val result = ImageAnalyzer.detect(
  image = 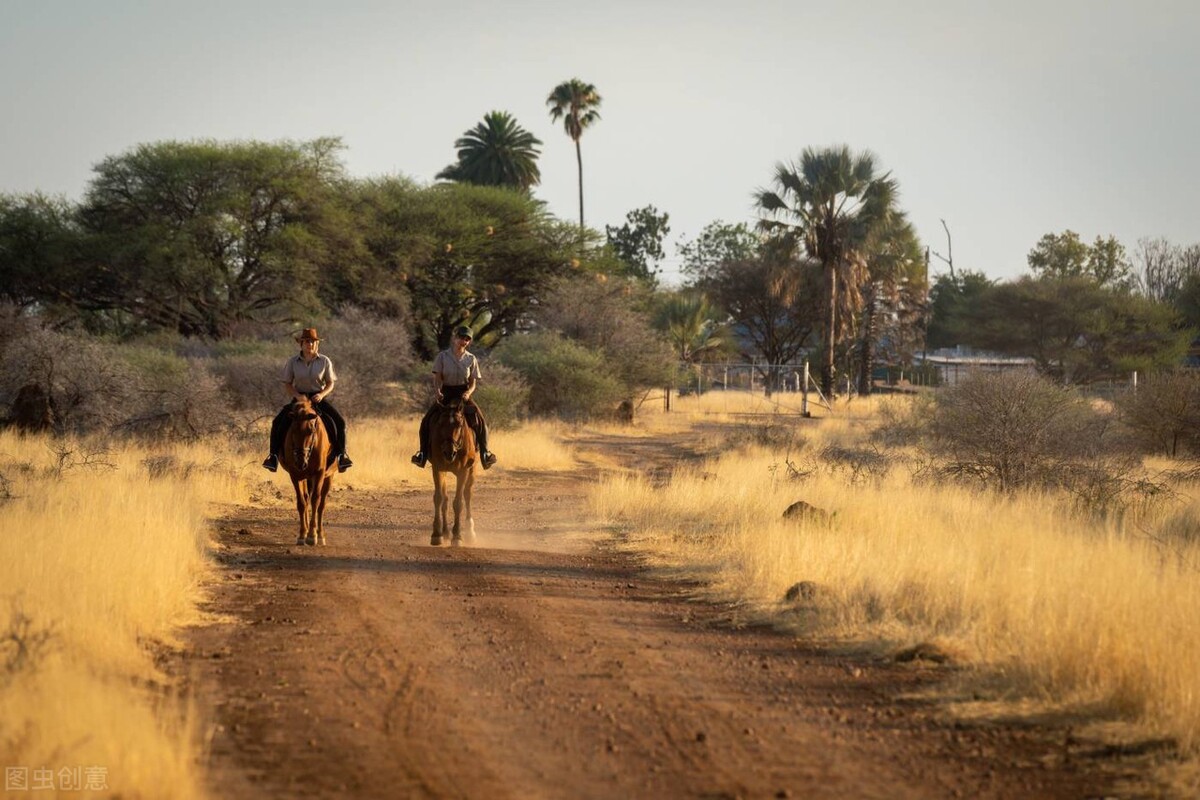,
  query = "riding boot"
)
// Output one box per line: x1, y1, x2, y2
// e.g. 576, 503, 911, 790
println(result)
412, 408, 432, 468
264, 406, 289, 471
475, 419, 497, 469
